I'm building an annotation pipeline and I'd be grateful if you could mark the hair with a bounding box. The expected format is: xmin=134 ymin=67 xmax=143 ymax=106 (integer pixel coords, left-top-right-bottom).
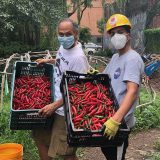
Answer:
xmin=108 ymin=25 xmax=131 ymax=34
xmin=57 ymin=18 xmax=79 ymax=34
xmin=123 ymin=25 xmax=131 ymax=33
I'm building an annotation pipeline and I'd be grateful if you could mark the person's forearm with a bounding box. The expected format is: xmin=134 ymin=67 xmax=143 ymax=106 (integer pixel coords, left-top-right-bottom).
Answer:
xmin=47 ymin=58 xmax=55 ymax=64
xmin=36 ymin=58 xmax=55 ymax=64
xmin=113 ymin=90 xmax=137 ymax=123
xmin=51 ymin=98 xmax=63 ymax=110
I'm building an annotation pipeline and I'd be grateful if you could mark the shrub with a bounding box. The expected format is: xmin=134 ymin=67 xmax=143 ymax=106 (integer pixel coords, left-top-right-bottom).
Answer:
xmin=95 ymin=49 xmax=113 ymax=57
xmin=134 ymin=89 xmax=160 ymax=131
xmin=144 ymin=28 xmax=160 ymax=54
xmin=0 ymin=42 xmax=34 ymax=58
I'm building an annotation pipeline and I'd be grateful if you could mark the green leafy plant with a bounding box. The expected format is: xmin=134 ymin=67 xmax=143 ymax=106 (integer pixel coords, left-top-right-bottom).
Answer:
xmin=154 ymin=139 xmax=160 ymax=151
xmin=95 ymin=49 xmax=113 ymax=57
xmin=144 ymin=28 xmax=160 ymax=54
xmin=134 ymin=89 xmax=160 ymax=131
xmin=150 ymin=138 xmax=160 ymax=160
xmin=147 ymin=153 xmax=160 ymax=160
xmin=79 ymin=27 xmax=91 ymax=44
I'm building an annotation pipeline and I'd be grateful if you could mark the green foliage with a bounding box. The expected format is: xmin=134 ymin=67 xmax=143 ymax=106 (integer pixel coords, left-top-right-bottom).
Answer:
xmin=79 ymin=27 xmax=91 ymax=44
xmin=134 ymin=89 xmax=160 ymax=131
xmin=154 ymin=139 xmax=160 ymax=151
xmin=94 ymin=49 xmax=113 ymax=57
xmin=133 ymin=89 xmax=160 ymax=160
xmin=97 ymin=18 xmax=105 ymax=34
xmin=0 ymin=0 xmax=67 ymax=32
xmin=152 ymin=153 xmax=160 ymax=160
xmin=144 ymin=28 xmax=160 ymax=54
xmin=147 ymin=153 xmax=160 ymax=160
xmin=151 ymin=139 xmax=160 ymax=160
xmin=0 ymin=0 xmax=67 ymax=56
xmin=134 ymin=105 xmax=160 ymax=130
xmin=0 ymin=42 xmax=35 ymax=58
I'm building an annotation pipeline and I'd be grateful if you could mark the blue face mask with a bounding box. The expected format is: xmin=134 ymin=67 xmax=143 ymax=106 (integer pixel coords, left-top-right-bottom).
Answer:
xmin=58 ymin=35 xmax=75 ymax=49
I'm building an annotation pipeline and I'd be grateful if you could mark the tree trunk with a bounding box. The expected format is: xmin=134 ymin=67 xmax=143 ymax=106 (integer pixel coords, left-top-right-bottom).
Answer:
xmin=35 ymin=23 xmax=40 ymax=48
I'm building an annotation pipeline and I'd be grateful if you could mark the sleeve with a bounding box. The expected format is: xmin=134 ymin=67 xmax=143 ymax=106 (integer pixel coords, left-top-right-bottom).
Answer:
xmin=102 ymin=54 xmax=116 ymax=74
xmin=70 ymin=55 xmax=90 ymax=74
xmin=123 ymin=58 xmax=143 ymax=85
xmin=103 ymin=63 xmax=110 ymax=74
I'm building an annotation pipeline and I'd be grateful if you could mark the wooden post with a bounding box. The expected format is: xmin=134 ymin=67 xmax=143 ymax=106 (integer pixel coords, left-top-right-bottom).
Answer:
xmin=0 ymin=54 xmax=17 ymax=109
xmin=0 ymin=74 xmax=5 ymax=110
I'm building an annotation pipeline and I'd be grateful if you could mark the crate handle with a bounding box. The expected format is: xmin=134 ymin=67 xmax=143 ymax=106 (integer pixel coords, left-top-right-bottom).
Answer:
xmin=27 ymin=63 xmax=38 ymax=68
xmin=26 ymin=112 xmax=39 ymax=116
xmin=79 ymin=75 xmax=86 ymax=79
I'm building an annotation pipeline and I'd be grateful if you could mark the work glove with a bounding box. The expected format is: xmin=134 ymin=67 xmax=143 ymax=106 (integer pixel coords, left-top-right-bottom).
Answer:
xmin=103 ymin=118 xmax=121 ymax=140
xmin=87 ymin=68 xmax=99 ymax=74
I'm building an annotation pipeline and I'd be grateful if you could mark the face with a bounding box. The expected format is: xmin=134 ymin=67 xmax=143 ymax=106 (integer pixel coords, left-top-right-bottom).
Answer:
xmin=108 ymin=26 xmax=131 ymax=50
xmin=57 ymin=21 xmax=77 ymax=49
xmin=110 ymin=26 xmax=129 ymax=38
xmin=58 ymin=21 xmax=77 ymax=39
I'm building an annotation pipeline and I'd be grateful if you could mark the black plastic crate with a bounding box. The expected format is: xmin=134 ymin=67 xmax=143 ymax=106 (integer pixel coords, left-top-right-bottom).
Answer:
xmin=61 ymin=71 xmax=130 ymax=147
xmin=67 ymin=123 xmax=130 ymax=147
xmin=10 ymin=61 xmax=54 ymax=130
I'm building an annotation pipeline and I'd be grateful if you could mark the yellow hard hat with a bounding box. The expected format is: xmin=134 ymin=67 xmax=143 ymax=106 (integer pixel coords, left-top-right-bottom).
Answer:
xmin=106 ymin=14 xmax=131 ymax=33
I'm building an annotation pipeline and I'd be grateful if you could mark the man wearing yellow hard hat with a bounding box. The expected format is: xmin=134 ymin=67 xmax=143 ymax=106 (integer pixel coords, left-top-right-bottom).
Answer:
xmin=102 ymin=14 xmax=144 ymax=160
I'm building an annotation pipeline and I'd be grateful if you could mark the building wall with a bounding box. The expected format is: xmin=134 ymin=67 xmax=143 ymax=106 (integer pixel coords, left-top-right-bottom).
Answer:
xmin=69 ymin=0 xmax=104 ymax=44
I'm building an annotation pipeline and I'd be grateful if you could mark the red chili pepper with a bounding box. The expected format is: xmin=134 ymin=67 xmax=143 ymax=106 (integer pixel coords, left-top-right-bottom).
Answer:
xmin=92 ymin=117 xmax=99 ymax=124
xmin=73 ymin=111 xmax=84 ymax=119
xmin=88 ymin=108 xmax=98 ymax=117
xmin=94 ymin=123 xmax=102 ymax=128
xmin=99 ymin=118 xmax=107 ymax=124
xmin=97 ymin=104 xmax=103 ymax=112
xmin=106 ymin=99 xmax=113 ymax=106
xmin=13 ymin=75 xmax=52 ymax=110
xmin=71 ymin=105 xmax=77 ymax=115
xmin=73 ymin=117 xmax=83 ymax=123
xmin=89 ymin=105 xmax=96 ymax=112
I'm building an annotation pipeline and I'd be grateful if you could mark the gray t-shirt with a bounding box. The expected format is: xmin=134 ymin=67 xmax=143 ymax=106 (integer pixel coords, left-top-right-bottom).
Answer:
xmin=103 ymin=49 xmax=144 ymax=128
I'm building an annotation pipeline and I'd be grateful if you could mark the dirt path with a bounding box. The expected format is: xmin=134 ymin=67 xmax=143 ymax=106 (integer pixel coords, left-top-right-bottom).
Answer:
xmin=79 ymin=128 xmax=160 ymax=160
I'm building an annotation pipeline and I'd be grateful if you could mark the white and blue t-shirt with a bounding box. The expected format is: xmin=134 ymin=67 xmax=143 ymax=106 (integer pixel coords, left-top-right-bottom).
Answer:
xmin=54 ymin=42 xmax=90 ymax=116
xmin=103 ymin=49 xmax=144 ymax=128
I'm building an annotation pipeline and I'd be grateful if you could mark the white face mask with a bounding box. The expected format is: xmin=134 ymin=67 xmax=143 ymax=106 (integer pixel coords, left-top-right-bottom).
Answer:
xmin=111 ymin=33 xmax=127 ymax=50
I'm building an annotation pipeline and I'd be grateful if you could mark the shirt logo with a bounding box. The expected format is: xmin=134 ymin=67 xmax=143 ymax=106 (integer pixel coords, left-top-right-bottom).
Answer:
xmin=55 ymin=58 xmax=61 ymax=77
xmin=114 ymin=67 xmax=121 ymax=79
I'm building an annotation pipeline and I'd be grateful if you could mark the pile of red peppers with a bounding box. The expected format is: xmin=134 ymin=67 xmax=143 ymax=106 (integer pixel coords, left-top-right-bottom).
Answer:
xmin=68 ymin=81 xmax=115 ymax=131
xmin=13 ymin=75 xmax=51 ymax=110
